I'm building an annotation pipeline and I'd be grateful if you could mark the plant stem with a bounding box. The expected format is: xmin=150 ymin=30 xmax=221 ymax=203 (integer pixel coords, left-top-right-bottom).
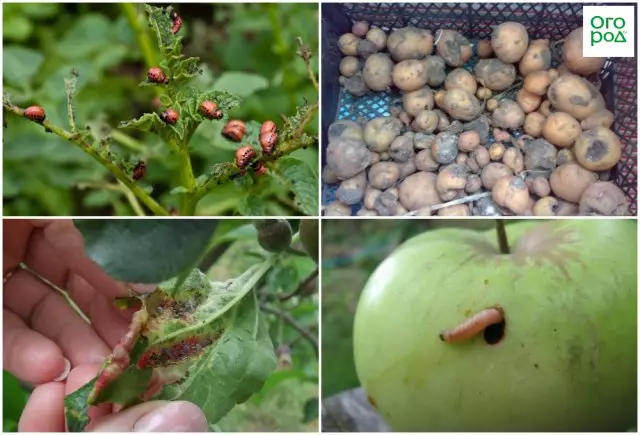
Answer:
xmin=178 ymin=149 xmax=197 ymax=215
xmin=296 ymin=37 xmax=318 ymax=92
xmin=121 ymin=3 xmax=158 ymax=68
xmin=4 ymin=101 xmax=169 ymax=216
xmin=496 ymin=220 xmax=510 ymax=254
xmin=260 ymin=304 xmax=318 ymax=356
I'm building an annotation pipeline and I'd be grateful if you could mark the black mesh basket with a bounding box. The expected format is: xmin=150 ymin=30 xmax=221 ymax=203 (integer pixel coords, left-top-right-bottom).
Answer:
xmin=321 ymin=3 xmax=638 ymax=215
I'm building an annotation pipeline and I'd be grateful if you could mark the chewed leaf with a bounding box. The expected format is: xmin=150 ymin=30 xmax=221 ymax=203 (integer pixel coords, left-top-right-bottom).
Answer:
xmin=274 ymin=158 xmax=318 ymax=216
xmin=118 ymin=112 xmax=163 ymax=131
xmin=65 ymin=378 xmax=96 ymax=432
xmin=145 ymin=5 xmax=176 ymax=53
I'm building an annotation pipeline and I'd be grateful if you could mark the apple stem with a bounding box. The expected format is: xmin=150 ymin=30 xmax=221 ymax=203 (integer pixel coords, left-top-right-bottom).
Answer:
xmin=496 ymin=220 xmax=510 ymax=254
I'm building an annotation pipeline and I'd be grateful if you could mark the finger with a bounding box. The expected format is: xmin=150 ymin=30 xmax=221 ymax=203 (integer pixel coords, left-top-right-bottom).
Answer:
xmin=89 ymin=401 xmax=208 ymax=432
xmin=4 ymin=270 xmax=110 ymax=365
xmin=3 ymin=219 xmax=33 ymax=274
xmin=65 ymin=364 xmax=112 ymax=425
xmin=24 ymin=229 xmax=71 ymax=289
xmin=18 ymin=381 xmax=66 ymax=432
xmin=3 ymin=309 xmax=68 ymax=384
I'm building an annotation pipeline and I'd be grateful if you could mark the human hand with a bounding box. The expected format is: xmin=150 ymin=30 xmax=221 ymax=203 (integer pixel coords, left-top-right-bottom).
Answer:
xmin=3 ymin=219 xmax=208 ymax=431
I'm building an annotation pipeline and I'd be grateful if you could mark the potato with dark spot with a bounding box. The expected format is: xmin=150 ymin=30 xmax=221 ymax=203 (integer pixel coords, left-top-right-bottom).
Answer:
xmin=492 ymin=99 xmax=525 ymax=130
xmin=547 ymin=74 xmax=605 ymax=120
xmin=438 ymin=204 xmax=471 ymax=216
xmin=462 ymin=114 xmax=491 ymax=143
xmin=502 ymin=147 xmax=524 ymax=173
xmin=328 ymin=120 xmax=363 ymax=142
xmin=458 ymin=130 xmax=480 ymax=152
xmin=492 ymin=176 xmax=530 ymax=214
xmin=344 ymin=72 xmax=369 ymax=96
xmin=557 ymin=149 xmax=575 ymax=166
xmin=443 ymin=89 xmax=482 ymax=121
xmin=326 ymin=138 xmax=372 ymax=179
xmin=357 ymin=39 xmax=379 ymax=58
xmin=474 ymin=59 xmax=516 ymax=91
xmin=578 ymin=181 xmax=628 ymax=216
xmin=398 ymin=172 xmax=441 ymax=211
xmin=524 ymin=138 xmax=557 ymax=172
xmin=387 ymin=27 xmax=434 ymax=61
xmin=473 ymin=146 xmax=490 ymax=168
xmin=465 ymin=173 xmax=482 ymax=193
xmin=338 ymin=33 xmax=359 ymax=56
xmin=435 ymin=30 xmax=472 ymax=67
xmin=398 ymin=157 xmax=417 ymax=178
xmin=322 ymin=166 xmax=339 ymax=184
xmin=340 ymin=56 xmax=361 ymax=77
xmin=524 ymin=112 xmax=545 ymax=137
xmin=477 ymin=40 xmax=493 ymax=58
xmin=481 ymin=162 xmax=513 ymax=190
xmin=467 ymin=155 xmax=480 ymax=173
xmin=491 ymin=22 xmax=529 ymax=63
xmin=392 ymin=60 xmax=428 ymax=92
xmin=336 ymin=171 xmax=367 ymax=205
xmin=524 ymin=70 xmax=553 ymax=96
xmin=519 ymin=39 xmax=551 ymax=76
xmin=368 ymin=162 xmax=400 ymax=190
xmin=445 ymin=68 xmax=478 ymax=95
xmin=422 ymin=55 xmax=447 ymax=87
xmin=352 ymin=21 xmax=370 ymax=38
xmin=437 ymin=163 xmax=469 ymax=201
xmin=431 ymin=132 xmax=459 ymax=164
xmin=415 ymin=148 xmax=440 ymax=172
xmin=542 ymin=112 xmax=582 ymax=148
xmin=563 ymin=27 xmax=605 ymax=76
xmin=403 ymin=86 xmax=434 ymax=116
xmin=324 ymin=201 xmax=352 ymax=216
xmin=573 ymin=127 xmax=622 ymax=171
xmin=412 ymin=110 xmax=439 ymax=133
xmin=364 ymin=117 xmax=403 ymax=152
xmin=362 ymin=53 xmax=394 ymax=91
xmin=374 ymin=189 xmax=401 ymax=216
xmin=364 ymin=187 xmax=382 ymax=210
xmin=549 ymin=163 xmax=597 ymax=203
xmin=366 ymin=28 xmax=386 ymax=51
xmin=581 ymin=110 xmax=615 ymax=130
xmin=389 ymin=134 xmax=415 ymax=162
xmin=516 ymin=89 xmax=542 ymax=113
xmin=533 ymin=196 xmax=560 ymax=216
xmin=414 ymin=133 xmax=436 ymax=150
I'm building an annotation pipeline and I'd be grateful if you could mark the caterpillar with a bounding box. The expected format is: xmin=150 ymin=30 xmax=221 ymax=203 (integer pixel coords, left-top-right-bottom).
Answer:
xmin=137 ymin=335 xmax=214 ymax=369
xmin=439 ymin=307 xmax=504 ymax=343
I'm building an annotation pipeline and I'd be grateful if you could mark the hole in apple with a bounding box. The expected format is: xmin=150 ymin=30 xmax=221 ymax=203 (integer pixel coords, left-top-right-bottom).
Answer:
xmin=483 ymin=319 xmax=506 ymax=345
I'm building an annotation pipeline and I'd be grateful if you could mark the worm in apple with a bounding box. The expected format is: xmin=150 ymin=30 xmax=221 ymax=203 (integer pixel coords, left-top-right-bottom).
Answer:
xmin=439 ymin=307 xmax=504 ymax=343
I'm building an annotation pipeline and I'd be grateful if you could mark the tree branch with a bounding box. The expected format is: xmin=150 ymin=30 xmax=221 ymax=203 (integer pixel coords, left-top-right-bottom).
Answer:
xmin=260 ymin=303 xmax=318 ymax=356
xmin=279 ymin=267 xmax=318 ymax=301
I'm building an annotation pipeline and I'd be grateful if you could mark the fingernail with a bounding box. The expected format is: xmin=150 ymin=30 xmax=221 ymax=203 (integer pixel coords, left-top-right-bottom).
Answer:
xmin=53 ymin=358 xmax=71 ymax=382
xmin=134 ymin=401 xmax=208 ymax=432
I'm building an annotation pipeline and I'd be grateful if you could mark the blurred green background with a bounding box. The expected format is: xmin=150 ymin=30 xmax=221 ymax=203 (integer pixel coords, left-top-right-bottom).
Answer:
xmin=3 ymin=219 xmax=318 ymax=431
xmin=3 ymin=3 xmax=318 ymax=216
xmin=321 ymin=220 xmax=507 ymax=398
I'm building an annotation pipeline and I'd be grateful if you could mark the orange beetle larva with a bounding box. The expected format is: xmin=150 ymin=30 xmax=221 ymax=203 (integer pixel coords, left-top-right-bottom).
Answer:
xmin=439 ymin=307 xmax=504 ymax=343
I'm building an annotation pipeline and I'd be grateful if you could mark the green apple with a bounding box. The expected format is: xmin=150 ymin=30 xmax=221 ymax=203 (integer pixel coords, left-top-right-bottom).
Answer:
xmin=353 ymin=220 xmax=637 ymax=431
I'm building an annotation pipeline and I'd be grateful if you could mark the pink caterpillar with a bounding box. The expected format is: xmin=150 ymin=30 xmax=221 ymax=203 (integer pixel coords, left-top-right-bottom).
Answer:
xmin=439 ymin=307 xmax=504 ymax=343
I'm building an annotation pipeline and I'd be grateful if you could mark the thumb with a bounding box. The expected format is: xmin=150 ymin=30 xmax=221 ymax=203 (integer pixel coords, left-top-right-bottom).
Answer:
xmin=87 ymin=401 xmax=208 ymax=432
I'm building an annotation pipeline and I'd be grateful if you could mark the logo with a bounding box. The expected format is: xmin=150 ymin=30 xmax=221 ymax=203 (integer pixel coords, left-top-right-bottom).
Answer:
xmin=583 ymin=6 xmax=635 ymax=57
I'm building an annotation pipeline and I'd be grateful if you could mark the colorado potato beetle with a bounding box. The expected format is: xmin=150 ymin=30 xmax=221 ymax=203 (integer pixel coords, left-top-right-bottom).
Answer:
xmin=260 ymin=132 xmax=278 ymax=155
xmin=147 ymin=67 xmax=168 ymax=84
xmin=161 ymin=109 xmax=179 ymax=125
xmin=260 ymin=120 xmax=277 ymax=136
xmin=222 ymin=120 xmax=247 ymax=141
xmin=235 ymin=146 xmax=256 ymax=168
xmin=24 ymin=105 xmax=46 ymax=122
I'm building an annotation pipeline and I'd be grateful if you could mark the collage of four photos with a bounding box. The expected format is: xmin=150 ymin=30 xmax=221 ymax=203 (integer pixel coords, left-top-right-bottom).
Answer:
xmin=2 ymin=1 xmax=638 ymax=433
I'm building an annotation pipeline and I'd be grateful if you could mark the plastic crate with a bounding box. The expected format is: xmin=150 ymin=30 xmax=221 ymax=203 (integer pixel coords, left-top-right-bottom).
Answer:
xmin=321 ymin=3 xmax=637 ymax=215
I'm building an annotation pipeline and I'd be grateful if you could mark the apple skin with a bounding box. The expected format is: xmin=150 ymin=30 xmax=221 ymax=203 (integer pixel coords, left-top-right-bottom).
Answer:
xmin=353 ymin=220 xmax=637 ymax=431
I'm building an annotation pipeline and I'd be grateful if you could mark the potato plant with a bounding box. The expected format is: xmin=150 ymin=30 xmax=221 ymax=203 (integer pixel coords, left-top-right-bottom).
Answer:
xmin=325 ymin=21 xmax=630 ymax=216
xmin=3 ymin=5 xmax=318 ymax=216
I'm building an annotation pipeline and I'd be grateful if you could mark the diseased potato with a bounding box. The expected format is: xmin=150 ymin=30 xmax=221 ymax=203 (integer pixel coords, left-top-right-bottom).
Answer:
xmin=481 ymin=162 xmax=512 ymax=190
xmin=392 ymin=59 xmax=428 ymax=92
xmin=524 ymin=138 xmax=557 ymax=171
xmin=492 ymin=99 xmax=525 ymax=130
xmin=557 ymin=149 xmax=575 ymax=166
xmin=368 ymin=162 xmax=400 ymax=190
xmin=524 ymin=112 xmax=545 ymax=137
xmin=362 ymin=53 xmax=394 ymax=91
xmin=578 ymin=181 xmax=628 ymax=216
xmin=366 ymin=27 xmax=387 ymax=50
xmin=523 ymin=70 xmax=553 ymax=96
xmin=438 ymin=204 xmax=471 ymax=216
xmin=364 ymin=117 xmax=403 ymax=152
xmin=532 ymin=177 xmax=551 ymax=197
xmin=491 ymin=22 xmax=529 ymax=63
xmin=412 ymin=110 xmax=439 ymax=133
xmin=473 ymin=146 xmax=490 ymax=168
xmin=423 ymin=55 xmax=447 ymax=87
xmin=539 ymin=100 xmax=552 ymax=117
xmin=374 ymin=189 xmax=400 ymax=216
xmin=324 ymin=201 xmax=352 ymax=216
xmin=398 ymin=171 xmax=441 ymax=210
xmin=431 ymin=132 xmax=459 ymax=164
xmin=547 ymin=74 xmax=605 ymax=120
xmin=344 ymin=73 xmax=369 ymax=96
xmin=388 ymin=134 xmax=415 ymax=162
xmin=476 ymin=87 xmax=492 ymax=100
xmin=492 ymin=176 xmax=531 ymax=214
xmin=415 ymin=148 xmax=440 ymax=172
xmin=465 ymin=173 xmax=482 ymax=193
xmin=468 ymin=153 xmax=480 ymax=173
xmin=338 ymin=33 xmax=359 ymax=56
xmin=445 ymin=68 xmax=478 ymax=95
xmin=352 ymin=21 xmax=370 ymax=38
xmin=340 ymin=56 xmax=361 ymax=77
xmin=398 ymin=157 xmax=417 ymax=178
xmin=563 ymin=27 xmax=605 ymax=76
xmin=357 ymin=39 xmax=379 ymax=58
xmin=549 ymin=163 xmax=597 ymax=203
xmin=328 ymin=120 xmax=363 ymax=142
xmin=477 ymin=40 xmax=493 ymax=58
xmin=443 ymin=89 xmax=482 ymax=121
xmin=474 ymin=59 xmax=516 ymax=91
xmin=489 ymin=142 xmax=505 ymax=161
xmin=573 ymin=127 xmax=622 ymax=171
xmin=387 ymin=27 xmax=434 ymax=61
xmin=403 ymin=86 xmax=434 ymax=116
xmin=414 ymin=132 xmax=436 ymax=150
xmin=364 ymin=187 xmax=382 ymax=209
xmin=322 ymin=166 xmax=340 ymax=184
xmin=533 ymin=196 xmax=560 ymax=216
xmin=519 ymin=39 xmax=551 ymax=76
xmin=581 ymin=110 xmax=615 ymax=130
xmin=437 ymin=163 xmax=469 ymax=201
xmin=516 ymin=89 xmax=542 ymax=113
xmin=336 ymin=171 xmax=367 ymax=205
xmin=326 ymin=138 xmax=372 ymax=179
xmin=458 ymin=130 xmax=480 ymax=152
xmin=435 ymin=30 xmax=472 ymax=67
xmin=542 ymin=112 xmax=582 ymax=148
xmin=502 ymin=147 xmax=524 ymax=173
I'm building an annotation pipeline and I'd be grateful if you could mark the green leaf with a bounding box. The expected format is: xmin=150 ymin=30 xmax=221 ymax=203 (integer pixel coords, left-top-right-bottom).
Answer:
xmin=274 ymin=158 xmax=318 ymax=216
xmin=3 ymin=15 xmax=33 ymax=42
xmin=64 ymin=378 xmax=96 ymax=432
xmin=213 ymin=72 xmax=268 ymax=98
xmin=56 ymin=14 xmax=113 ymax=59
xmin=303 ymin=397 xmax=319 ymax=422
xmin=238 ymin=195 xmax=268 ymax=216
xmin=3 ymin=46 xmax=44 ymax=88
xmin=170 ymin=186 xmax=189 ymax=195
xmin=3 ymin=371 xmax=28 ymax=421
xmin=75 ymin=220 xmax=219 ymax=283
